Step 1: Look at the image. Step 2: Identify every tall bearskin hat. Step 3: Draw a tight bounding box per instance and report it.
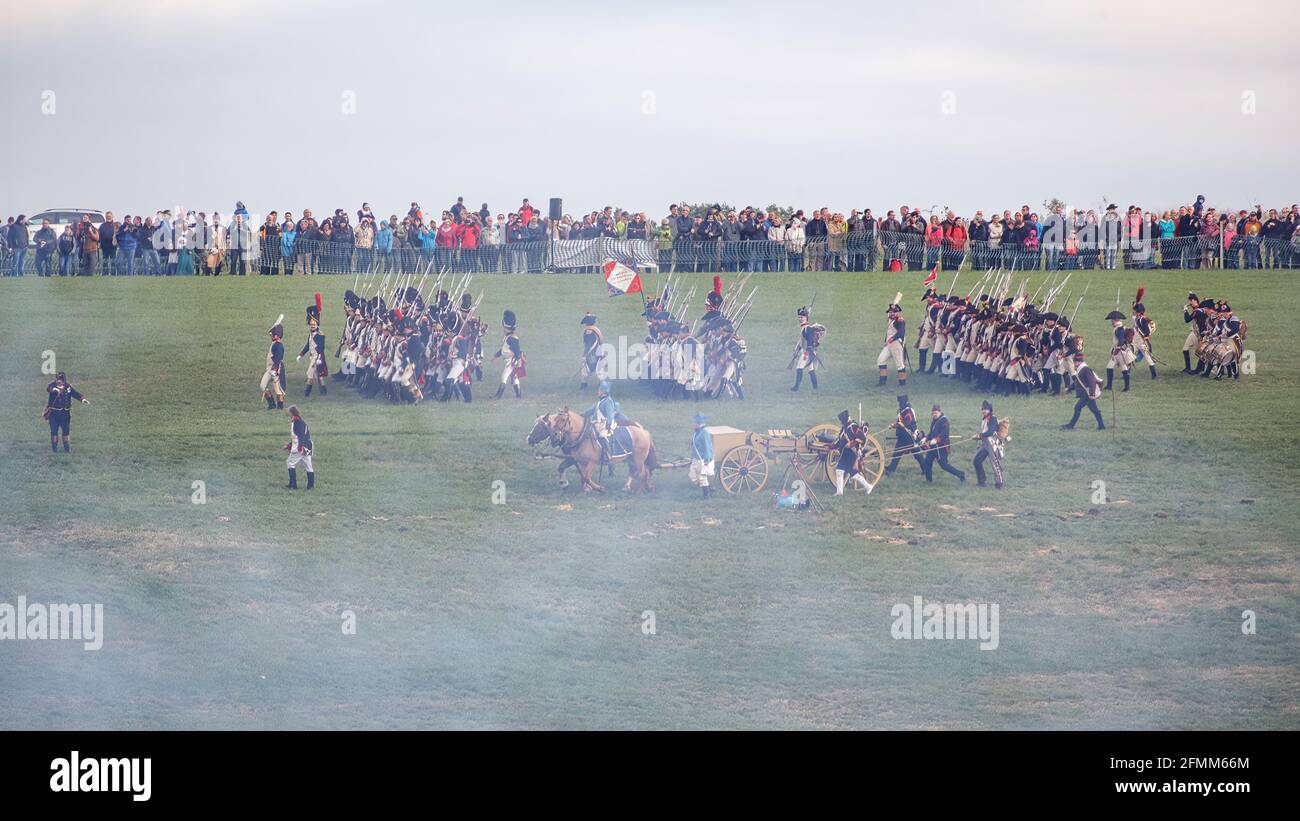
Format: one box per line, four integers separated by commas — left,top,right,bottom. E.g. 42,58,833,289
887,291,903,315
502,309,517,332
1200,298,1216,309
581,312,597,326
443,311,463,334
437,290,450,308
268,312,285,338
1132,286,1146,314
897,394,909,408
837,409,851,425
344,289,359,309
307,292,322,326
981,400,993,412
1187,292,1198,303
796,306,810,318
707,275,723,307
460,292,473,312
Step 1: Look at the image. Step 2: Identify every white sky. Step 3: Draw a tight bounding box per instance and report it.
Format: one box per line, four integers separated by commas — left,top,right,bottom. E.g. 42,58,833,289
1,0,1296,219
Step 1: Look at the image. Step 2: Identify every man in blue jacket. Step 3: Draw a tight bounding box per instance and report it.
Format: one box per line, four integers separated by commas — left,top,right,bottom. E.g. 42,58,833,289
689,412,714,498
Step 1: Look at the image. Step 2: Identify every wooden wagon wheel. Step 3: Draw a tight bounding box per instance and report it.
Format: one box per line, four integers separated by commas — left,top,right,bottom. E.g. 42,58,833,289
824,434,888,488
719,444,769,493
799,423,839,483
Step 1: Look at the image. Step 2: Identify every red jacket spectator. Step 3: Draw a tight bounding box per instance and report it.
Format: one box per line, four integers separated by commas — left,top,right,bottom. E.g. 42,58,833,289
457,222,480,249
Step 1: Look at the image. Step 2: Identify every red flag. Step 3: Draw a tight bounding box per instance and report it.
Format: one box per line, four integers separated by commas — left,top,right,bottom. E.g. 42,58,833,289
603,259,643,297
923,265,937,287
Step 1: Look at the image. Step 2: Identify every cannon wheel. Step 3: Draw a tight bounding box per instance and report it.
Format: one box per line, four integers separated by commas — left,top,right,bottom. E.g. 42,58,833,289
719,444,769,494
799,423,839,484
825,434,888,488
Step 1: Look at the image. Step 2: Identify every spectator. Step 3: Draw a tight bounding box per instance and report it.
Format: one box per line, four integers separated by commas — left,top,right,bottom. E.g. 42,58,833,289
34,217,56,276
117,215,137,276
77,214,100,276
7,215,29,276
57,224,76,276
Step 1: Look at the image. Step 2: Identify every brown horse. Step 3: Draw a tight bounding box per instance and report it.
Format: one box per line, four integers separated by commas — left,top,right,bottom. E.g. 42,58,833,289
527,409,657,493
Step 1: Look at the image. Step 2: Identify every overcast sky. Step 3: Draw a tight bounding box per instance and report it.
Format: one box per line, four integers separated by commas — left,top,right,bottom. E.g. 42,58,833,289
2,0,1295,220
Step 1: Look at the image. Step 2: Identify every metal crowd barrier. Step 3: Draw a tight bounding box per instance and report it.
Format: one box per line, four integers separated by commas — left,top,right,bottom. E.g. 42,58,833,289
4,229,1296,276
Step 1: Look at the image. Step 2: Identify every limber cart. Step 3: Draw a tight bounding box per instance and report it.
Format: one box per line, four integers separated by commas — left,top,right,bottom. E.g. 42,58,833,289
708,423,887,494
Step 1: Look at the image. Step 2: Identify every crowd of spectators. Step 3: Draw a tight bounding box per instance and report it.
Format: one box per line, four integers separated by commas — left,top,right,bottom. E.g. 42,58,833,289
3,195,1297,276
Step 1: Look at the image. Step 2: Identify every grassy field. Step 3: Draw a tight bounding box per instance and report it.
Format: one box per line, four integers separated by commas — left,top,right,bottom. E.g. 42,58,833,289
0,268,1297,729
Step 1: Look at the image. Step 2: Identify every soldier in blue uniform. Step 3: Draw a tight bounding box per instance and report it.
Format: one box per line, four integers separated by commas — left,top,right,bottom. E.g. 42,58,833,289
922,403,965,483
876,295,908,387
44,371,89,453
1104,309,1133,392
1061,340,1106,430
790,306,824,392
579,312,604,390
832,409,875,495
884,394,926,477
583,380,619,461
1129,289,1156,381
972,399,1003,489
283,404,315,489
689,411,714,498
298,306,328,397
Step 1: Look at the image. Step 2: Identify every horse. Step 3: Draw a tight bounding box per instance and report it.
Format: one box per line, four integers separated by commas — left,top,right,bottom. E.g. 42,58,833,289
527,409,657,493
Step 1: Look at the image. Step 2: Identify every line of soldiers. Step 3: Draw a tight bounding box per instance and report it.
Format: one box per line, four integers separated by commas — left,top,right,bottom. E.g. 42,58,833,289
630,276,750,400
260,287,526,407
878,281,1154,408
1180,292,1247,380
336,291,526,402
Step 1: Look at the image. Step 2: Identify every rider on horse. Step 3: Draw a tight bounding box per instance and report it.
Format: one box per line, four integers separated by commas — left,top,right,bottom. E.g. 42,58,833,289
583,380,618,462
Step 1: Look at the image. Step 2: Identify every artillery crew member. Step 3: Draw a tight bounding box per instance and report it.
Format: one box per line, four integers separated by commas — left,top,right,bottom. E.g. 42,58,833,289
44,371,88,453
884,393,926,478
1131,287,1157,380
922,403,965,483
1105,309,1134,392
876,292,908,387
832,409,875,496
492,309,525,399
1061,340,1106,430
689,411,714,498
579,312,605,390
1182,293,1211,374
790,306,824,392
261,317,286,410
972,399,1004,489
283,404,314,489
298,294,327,397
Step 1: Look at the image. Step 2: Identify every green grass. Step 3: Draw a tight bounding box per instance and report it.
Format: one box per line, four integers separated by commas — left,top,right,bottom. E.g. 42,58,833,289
0,269,1297,729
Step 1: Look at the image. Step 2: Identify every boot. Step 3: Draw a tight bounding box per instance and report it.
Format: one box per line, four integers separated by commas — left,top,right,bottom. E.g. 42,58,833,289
918,350,928,373
265,394,275,410
513,384,521,398
462,384,473,403
287,468,297,489
51,439,58,453
1149,365,1157,380
878,368,887,386
791,368,804,392
1182,350,1192,373
1191,358,1204,375
1201,364,1213,378
1105,368,1114,390
493,385,505,399
1121,371,1130,392
63,440,70,452
304,383,313,396
276,399,284,409
701,485,710,498
898,375,907,388
305,471,315,490
319,384,327,395
808,371,818,390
